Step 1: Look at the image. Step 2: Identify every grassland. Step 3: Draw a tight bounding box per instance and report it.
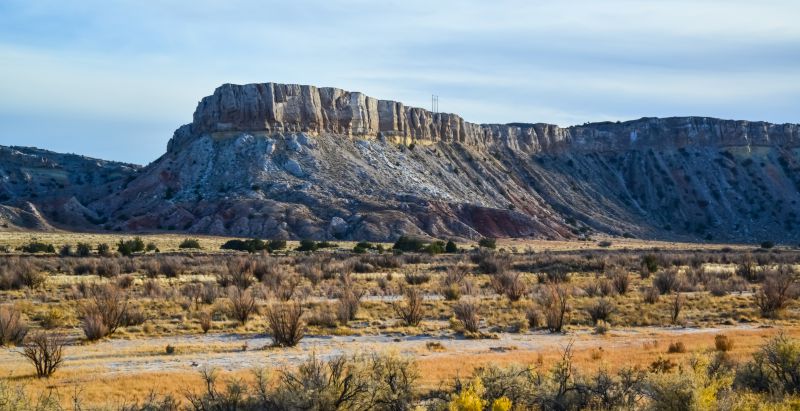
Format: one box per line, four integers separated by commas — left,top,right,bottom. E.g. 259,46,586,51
0,231,798,409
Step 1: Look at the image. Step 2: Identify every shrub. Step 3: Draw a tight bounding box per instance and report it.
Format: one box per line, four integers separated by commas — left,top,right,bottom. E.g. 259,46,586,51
59,244,73,257
478,238,497,249
116,237,145,256
424,241,446,255
454,298,480,333
80,284,129,340
642,286,660,304
537,283,570,333
178,238,201,249
667,341,686,353
266,302,305,347
0,306,27,346
268,239,287,251
336,287,365,324
228,288,257,325
586,298,615,325
20,331,64,378
96,259,121,277
594,320,610,335
220,238,268,253
394,287,424,326
735,334,800,395
18,263,47,289
598,240,613,248
490,271,527,302
73,260,96,275
19,241,55,254
96,243,111,257
671,292,684,324
754,265,798,318
736,254,760,282
641,254,659,275
76,242,92,257
296,239,318,252
609,269,630,295
158,256,181,278
218,258,255,289
760,241,775,249
525,306,541,329
272,354,416,410
393,236,426,252
446,240,458,253
198,312,212,333
476,252,510,275
448,377,486,411
404,271,431,285
714,335,734,352
654,268,681,295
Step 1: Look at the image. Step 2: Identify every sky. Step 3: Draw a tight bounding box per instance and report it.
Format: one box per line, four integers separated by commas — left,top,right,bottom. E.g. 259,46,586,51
1,0,798,164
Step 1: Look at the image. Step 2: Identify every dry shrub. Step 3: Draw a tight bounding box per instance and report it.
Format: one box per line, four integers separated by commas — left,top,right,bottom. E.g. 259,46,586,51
609,269,630,295
266,301,305,347
299,261,324,284
228,287,257,325
536,283,570,333
307,303,338,328
252,257,277,282
141,259,160,278
97,259,121,277
158,256,182,278
754,265,798,318
714,335,734,352
336,286,365,324
143,279,163,298
454,298,480,333
21,331,64,378
642,286,660,304
735,254,760,282
491,271,527,302
6,259,47,290
653,268,682,295
404,271,431,285
666,341,686,353
198,311,212,333
525,306,541,329
394,287,424,327
80,284,129,340
472,249,510,274
670,292,683,325
218,258,255,289
73,260,97,275
0,305,28,346
586,298,615,325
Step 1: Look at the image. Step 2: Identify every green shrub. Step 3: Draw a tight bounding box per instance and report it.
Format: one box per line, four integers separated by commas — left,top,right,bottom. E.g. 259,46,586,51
117,237,145,256
393,236,426,252
178,238,201,249
75,242,92,257
296,239,318,252
445,240,458,253
478,238,497,249
220,238,268,253
18,241,55,254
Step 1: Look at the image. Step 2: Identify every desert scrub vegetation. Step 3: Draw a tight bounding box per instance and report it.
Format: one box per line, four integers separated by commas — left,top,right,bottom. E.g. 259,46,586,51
30,335,796,410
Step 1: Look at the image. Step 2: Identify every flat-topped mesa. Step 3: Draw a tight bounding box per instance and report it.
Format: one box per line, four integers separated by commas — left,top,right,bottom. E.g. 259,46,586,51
189,82,485,145
179,82,800,153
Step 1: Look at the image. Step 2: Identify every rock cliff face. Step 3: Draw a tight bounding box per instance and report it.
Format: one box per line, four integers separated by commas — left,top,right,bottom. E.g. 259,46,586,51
182,83,800,153
2,82,799,242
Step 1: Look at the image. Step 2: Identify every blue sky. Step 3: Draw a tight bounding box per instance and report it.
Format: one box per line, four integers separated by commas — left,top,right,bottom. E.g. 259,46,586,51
1,0,798,164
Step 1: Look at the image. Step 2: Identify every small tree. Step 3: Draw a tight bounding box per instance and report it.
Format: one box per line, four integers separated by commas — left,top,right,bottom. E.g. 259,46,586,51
21,331,64,378
478,238,497,249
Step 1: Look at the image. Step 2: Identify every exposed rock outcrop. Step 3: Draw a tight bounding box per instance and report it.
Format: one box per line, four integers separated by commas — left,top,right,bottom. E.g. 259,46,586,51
2,82,799,243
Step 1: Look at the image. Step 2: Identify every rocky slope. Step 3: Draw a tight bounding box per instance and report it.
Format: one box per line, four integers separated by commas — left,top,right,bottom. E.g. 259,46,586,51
0,146,139,231
3,82,800,242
